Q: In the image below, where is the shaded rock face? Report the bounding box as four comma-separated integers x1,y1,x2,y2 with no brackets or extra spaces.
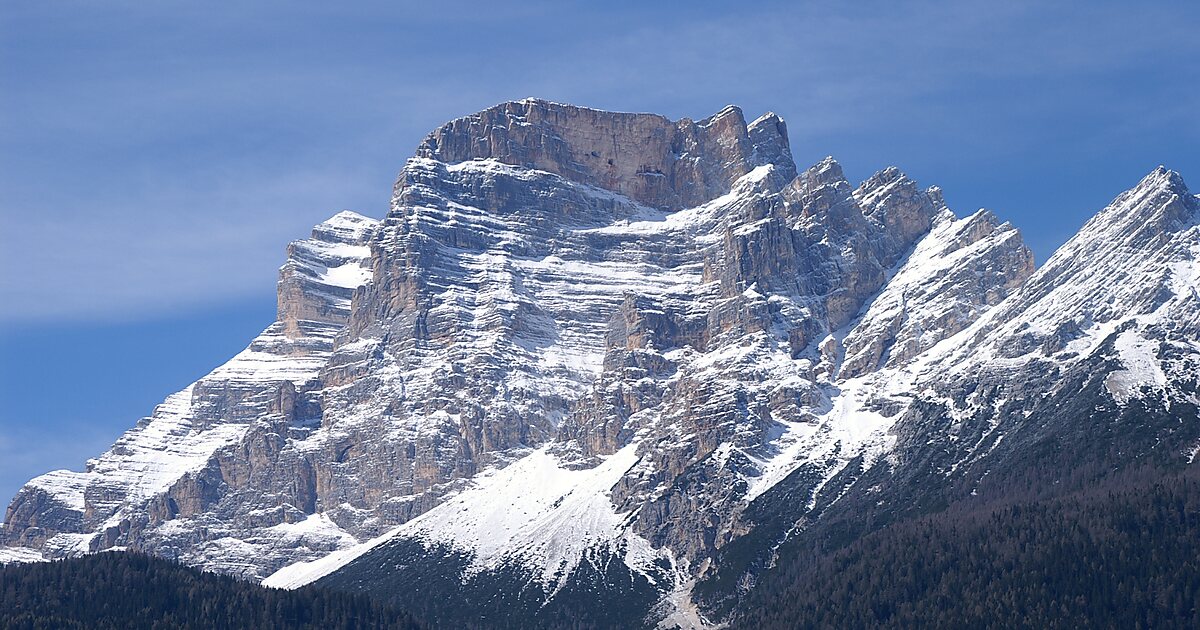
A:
1,98,1068,623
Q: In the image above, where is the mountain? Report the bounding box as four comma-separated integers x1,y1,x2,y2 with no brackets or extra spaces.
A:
3,99,1198,628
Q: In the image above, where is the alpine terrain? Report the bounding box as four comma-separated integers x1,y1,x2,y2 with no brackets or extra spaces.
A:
3,99,1198,628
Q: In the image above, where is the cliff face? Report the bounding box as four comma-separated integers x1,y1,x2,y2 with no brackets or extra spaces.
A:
416,99,796,211
4,98,1196,629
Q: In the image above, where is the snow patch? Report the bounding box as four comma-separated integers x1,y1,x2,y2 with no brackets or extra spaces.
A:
744,377,895,505
401,442,660,586
266,443,667,591
320,259,373,289
268,512,358,547
1105,329,1167,404
0,546,46,565
263,524,399,589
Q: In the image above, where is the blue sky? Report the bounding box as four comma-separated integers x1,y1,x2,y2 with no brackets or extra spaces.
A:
1,0,1198,506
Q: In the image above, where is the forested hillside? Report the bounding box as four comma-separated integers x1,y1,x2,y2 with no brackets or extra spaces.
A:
0,552,421,629
736,465,1200,629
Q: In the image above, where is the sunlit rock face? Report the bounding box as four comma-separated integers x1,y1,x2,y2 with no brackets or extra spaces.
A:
416,99,796,211
6,98,1198,630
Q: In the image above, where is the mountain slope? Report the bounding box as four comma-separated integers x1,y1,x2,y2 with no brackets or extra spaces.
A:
738,464,1200,629
259,104,1034,624
297,165,1198,627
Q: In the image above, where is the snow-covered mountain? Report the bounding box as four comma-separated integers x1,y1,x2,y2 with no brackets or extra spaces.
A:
3,99,1198,628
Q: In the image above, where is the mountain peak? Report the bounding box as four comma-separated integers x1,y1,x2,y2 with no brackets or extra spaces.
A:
749,111,783,126
941,164,1199,370
804,156,846,184
1137,165,1190,196
709,103,744,120
854,166,909,202
413,99,793,210
311,210,379,245
1075,165,1198,248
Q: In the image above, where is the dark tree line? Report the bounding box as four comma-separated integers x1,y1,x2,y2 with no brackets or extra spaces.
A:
735,464,1200,629
315,537,667,630
0,552,422,629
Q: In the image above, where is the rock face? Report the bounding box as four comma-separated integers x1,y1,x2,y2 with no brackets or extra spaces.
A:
3,99,1198,629
417,99,796,211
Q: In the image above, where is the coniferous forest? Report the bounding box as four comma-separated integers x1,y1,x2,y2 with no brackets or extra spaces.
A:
7,463,1200,624
3,466,1200,628
735,464,1200,629
0,552,422,629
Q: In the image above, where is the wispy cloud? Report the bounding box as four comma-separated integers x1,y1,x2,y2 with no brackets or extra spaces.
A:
2,0,1197,324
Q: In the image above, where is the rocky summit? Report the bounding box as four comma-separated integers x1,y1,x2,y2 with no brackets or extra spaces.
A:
3,99,1198,628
